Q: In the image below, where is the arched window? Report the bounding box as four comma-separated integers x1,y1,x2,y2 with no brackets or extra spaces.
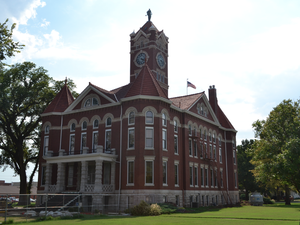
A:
71,123,76,132
106,117,112,127
82,121,87,130
84,97,99,108
213,133,216,143
93,119,99,129
146,111,153,124
129,112,135,125
209,132,212,142
174,120,178,133
162,113,166,126
45,125,50,134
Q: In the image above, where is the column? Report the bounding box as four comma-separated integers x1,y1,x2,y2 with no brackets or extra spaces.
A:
110,162,116,190
56,163,65,192
44,163,52,192
94,160,103,193
80,161,88,192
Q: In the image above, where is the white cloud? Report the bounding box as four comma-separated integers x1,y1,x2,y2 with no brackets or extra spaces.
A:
41,18,50,27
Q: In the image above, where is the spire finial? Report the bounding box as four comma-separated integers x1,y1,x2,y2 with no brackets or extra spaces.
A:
146,9,152,22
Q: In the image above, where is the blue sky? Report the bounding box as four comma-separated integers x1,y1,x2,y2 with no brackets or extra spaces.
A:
1,0,300,182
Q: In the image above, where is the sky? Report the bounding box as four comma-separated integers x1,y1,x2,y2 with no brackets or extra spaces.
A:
1,0,300,182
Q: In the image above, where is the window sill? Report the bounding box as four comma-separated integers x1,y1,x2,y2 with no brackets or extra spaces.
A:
163,184,168,187
126,183,134,186
174,153,179,155
163,149,168,151
145,183,154,186
145,148,154,150
175,184,179,187
127,148,135,151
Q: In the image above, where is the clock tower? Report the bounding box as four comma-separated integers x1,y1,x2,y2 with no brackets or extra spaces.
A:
129,14,169,97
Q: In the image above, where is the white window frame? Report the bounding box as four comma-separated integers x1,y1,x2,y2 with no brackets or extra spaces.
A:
174,161,179,187
128,111,135,125
201,166,204,187
106,117,112,127
215,168,218,188
70,123,76,132
233,150,236,164
69,134,75,155
162,160,168,186
205,167,209,187
189,138,192,156
174,135,178,155
82,121,87,130
145,160,154,186
43,136,49,156
92,131,98,151
105,129,112,150
188,124,192,136
128,128,135,149
174,120,178,133
162,113,167,126
194,140,197,157
194,166,198,187
145,111,154,124
189,165,193,187
162,128,167,150
219,148,222,163
210,168,214,188
214,145,217,161
93,119,99,129
145,127,154,149
127,159,135,186
81,132,87,150
209,144,212,159
45,125,50,134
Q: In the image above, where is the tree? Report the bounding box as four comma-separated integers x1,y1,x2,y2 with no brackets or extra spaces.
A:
237,139,260,200
0,62,78,204
251,99,300,205
0,19,24,64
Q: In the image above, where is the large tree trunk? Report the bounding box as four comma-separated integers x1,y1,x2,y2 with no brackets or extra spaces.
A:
285,185,291,205
18,164,28,205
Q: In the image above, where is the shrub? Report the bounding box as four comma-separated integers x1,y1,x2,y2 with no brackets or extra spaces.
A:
2,219,14,224
130,200,151,216
263,197,274,204
240,194,246,200
150,203,162,216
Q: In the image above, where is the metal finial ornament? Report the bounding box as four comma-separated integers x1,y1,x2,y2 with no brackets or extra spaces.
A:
146,9,152,22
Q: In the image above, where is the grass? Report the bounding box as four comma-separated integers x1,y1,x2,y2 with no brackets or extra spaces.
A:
1,202,300,225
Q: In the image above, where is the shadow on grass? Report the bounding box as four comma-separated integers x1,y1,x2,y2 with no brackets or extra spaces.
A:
263,201,300,209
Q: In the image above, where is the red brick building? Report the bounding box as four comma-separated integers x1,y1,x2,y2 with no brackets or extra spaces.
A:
38,18,238,209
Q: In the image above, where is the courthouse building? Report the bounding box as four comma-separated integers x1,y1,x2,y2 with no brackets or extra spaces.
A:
38,14,238,209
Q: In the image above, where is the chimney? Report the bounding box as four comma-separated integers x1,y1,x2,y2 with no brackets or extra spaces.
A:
208,85,218,116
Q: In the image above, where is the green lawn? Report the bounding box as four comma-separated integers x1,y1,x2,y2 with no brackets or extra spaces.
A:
1,202,300,225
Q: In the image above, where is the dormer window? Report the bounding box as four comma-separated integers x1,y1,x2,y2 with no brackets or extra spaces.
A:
106,117,112,127
82,121,87,130
71,123,76,132
84,97,99,108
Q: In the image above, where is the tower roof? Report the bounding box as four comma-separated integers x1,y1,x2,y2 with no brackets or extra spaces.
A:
43,83,74,113
125,63,168,99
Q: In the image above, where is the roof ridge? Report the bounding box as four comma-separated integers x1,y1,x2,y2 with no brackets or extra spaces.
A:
170,91,204,100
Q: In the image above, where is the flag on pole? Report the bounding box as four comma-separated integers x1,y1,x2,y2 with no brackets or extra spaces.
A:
187,81,196,89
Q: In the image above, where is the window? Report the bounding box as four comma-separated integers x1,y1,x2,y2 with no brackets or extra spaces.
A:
70,123,76,132
201,167,204,186
92,97,98,105
233,150,236,164
209,145,212,159
194,167,198,186
84,97,98,107
145,161,154,184
189,139,192,156
194,141,197,157
174,120,178,132
81,133,87,149
45,125,50,134
213,146,217,160
162,113,167,126
105,129,111,150
146,111,153,124
200,144,204,158
205,168,208,186
174,164,179,186
145,127,154,148
128,128,135,149
219,137,222,146
219,148,222,163
69,134,75,154
204,130,207,140
209,132,212,142
213,133,216,143
129,111,135,125
189,166,193,186
68,164,74,186
200,129,202,139
215,169,218,187
163,161,167,185
106,117,112,127
188,124,192,136
43,136,49,156
234,171,237,188
211,168,214,187
194,127,197,137
93,119,99,129
93,131,98,151
174,135,178,154
220,170,223,188
127,161,134,184
162,129,167,150
82,121,87,130
204,143,207,158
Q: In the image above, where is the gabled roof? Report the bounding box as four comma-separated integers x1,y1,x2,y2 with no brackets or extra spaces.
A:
89,82,118,102
124,63,168,99
217,105,235,130
43,84,74,113
170,92,204,110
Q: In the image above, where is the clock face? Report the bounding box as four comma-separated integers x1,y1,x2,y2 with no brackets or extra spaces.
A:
157,53,165,68
136,53,146,65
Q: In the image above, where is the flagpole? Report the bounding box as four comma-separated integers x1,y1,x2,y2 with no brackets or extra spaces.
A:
187,78,188,95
